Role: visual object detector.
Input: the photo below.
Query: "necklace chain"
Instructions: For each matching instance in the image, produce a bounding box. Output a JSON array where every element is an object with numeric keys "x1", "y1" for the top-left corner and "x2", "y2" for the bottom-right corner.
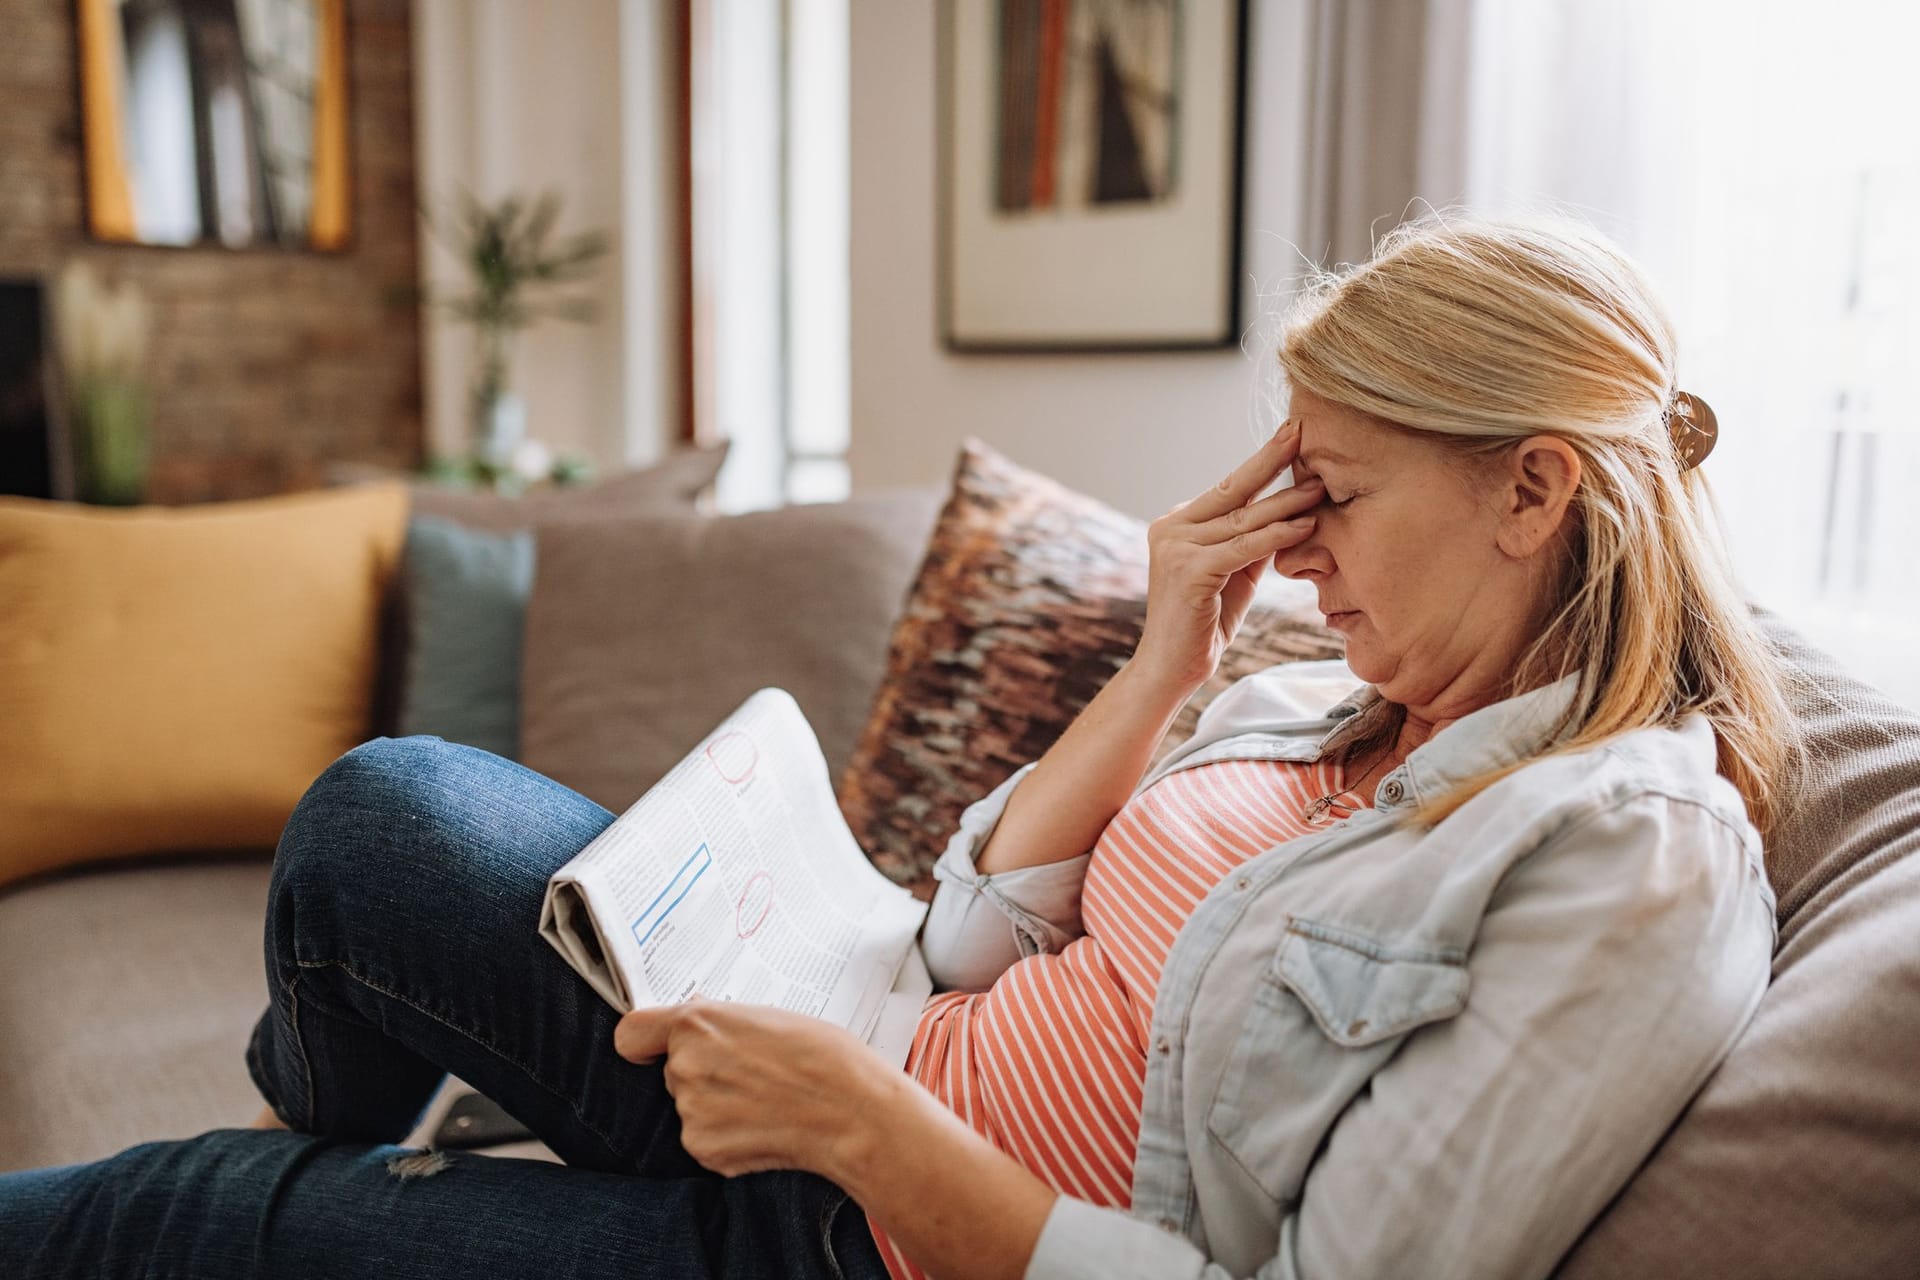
[{"x1": 1308, "y1": 748, "x2": 1393, "y2": 820}]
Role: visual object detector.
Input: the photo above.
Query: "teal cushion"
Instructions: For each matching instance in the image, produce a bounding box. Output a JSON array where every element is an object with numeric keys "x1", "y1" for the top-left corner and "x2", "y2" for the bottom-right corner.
[{"x1": 398, "y1": 516, "x2": 536, "y2": 759}]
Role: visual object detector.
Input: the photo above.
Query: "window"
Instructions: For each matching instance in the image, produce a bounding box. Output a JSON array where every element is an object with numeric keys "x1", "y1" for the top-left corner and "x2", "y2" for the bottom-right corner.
[
  {"x1": 1442, "y1": 0, "x2": 1920, "y2": 705},
  {"x1": 691, "y1": 0, "x2": 850, "y2": 512}
]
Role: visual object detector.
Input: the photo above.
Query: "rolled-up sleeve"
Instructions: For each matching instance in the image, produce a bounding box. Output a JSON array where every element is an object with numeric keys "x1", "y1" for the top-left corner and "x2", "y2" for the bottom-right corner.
[
  {"x1": 919, "y1": 762, "x2": 1093, "y2": 993},
  {"x1": 1026, "y1": 1198, "x2": 1211, "y2": 1280}
]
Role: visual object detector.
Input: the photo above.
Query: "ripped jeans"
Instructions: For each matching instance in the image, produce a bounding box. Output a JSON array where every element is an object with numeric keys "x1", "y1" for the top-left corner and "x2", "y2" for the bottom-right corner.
[{"x1": 0, "y1": 737, "x2": 891, "y2": 1280}]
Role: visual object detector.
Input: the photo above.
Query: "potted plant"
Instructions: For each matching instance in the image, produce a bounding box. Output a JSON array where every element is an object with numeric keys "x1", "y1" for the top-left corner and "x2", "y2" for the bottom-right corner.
[
  {"x1": 423, "y1": 189, "x2": 610, "y2": 492},
  {"x1": 53, "y1": 262, "x2": 152, "y2": 506}
]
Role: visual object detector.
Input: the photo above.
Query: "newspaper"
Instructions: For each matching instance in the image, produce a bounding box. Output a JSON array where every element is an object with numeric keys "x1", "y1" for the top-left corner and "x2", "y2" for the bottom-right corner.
[{"x1": 538, "y1": 688, "x2": 931, "y2": 1068}]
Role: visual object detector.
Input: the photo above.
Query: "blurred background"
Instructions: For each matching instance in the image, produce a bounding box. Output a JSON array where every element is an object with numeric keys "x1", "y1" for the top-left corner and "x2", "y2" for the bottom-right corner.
[{"x1": 1, "y1": 0, "x2": 1915, "y2": 699}]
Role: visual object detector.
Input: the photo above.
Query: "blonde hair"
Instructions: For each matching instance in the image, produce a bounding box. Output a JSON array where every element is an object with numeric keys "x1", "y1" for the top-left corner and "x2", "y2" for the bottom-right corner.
[{"x1": 1279, "y1": 212, "x2": 1800, "y2": 840}]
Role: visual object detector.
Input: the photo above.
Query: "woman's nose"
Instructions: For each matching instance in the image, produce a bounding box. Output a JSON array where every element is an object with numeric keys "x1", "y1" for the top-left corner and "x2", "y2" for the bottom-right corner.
[{"x1": 1272, "y1": 539, "x2": 1329, "y2": 579}]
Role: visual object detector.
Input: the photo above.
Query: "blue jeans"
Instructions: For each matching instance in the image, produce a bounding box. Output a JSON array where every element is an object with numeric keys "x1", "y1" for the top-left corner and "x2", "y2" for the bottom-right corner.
[{"x1": 0, "y1": 737, "x2": 892, "y2": 1279}]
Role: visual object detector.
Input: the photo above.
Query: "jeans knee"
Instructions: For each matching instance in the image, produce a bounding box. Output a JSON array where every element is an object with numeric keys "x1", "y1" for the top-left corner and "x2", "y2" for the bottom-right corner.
[
  {"x1": 309, "y1": 735, "x2": 446, "y2": 803},
  {"x1": 271, "y1": 736, "x2": 462, "y2": 928},
  {"x1": 285, "y1": 732, "x2": 432, "y2": 837}
]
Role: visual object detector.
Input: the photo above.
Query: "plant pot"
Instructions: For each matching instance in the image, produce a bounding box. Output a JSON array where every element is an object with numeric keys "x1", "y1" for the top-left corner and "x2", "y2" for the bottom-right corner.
[{"x1": 475, "y1": 389, "x2": 528, "y2": 481}]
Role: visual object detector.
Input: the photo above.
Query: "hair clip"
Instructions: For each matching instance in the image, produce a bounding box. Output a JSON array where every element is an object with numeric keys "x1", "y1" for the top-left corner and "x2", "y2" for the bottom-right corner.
[{"x1": 1668, "y1": 391, "x2": 1718, "y2": 471}]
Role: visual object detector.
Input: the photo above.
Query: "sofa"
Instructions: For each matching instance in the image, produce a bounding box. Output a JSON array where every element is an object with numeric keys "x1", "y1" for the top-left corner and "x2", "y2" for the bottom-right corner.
[{"x1": 1, "y1": 440, "x2": 1915, "y2": 1278}]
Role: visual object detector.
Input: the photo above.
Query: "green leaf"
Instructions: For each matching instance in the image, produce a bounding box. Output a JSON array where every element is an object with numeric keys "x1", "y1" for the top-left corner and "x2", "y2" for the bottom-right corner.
[{"x1": 416, "y1": 185, "x2": 610, "y2": 340}]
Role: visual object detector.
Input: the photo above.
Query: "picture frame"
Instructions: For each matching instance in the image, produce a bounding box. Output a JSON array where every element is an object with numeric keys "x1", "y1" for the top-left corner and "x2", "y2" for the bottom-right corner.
[
  {"x1": 74, "y1": 0, "x2": 353, "y2": 252},
  {"x1": 938, "y1": 0, "x2": 1249, "y2": 353}
]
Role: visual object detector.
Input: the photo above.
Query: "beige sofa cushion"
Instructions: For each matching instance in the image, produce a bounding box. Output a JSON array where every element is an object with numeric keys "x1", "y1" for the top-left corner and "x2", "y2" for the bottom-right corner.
[
  {"x1": 403, "y1": 443, "x2": 730, "y2": 534},
  {"x1": 519, "y1": 489, "x2": 943, "y2": 814},
  {"x1": 0, "y1": 859, "x2": 271, "y2": 1173},
  {"x1": 1555, "y1": 611, "x2": 1920, "y2": 1278}
]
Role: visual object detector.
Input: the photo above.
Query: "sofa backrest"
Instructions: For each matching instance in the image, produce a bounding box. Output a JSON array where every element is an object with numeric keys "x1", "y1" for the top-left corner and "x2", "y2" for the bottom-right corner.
[
  {"x1": 1758, "y1": 609, "x2": 1920, "y2": 936},
  {"x1": 1555, "y1": 609, "x2": 1920, "y2": 1278},
  {"x1": 518, "y1": 488, "x2": 946, "y2": 814}
]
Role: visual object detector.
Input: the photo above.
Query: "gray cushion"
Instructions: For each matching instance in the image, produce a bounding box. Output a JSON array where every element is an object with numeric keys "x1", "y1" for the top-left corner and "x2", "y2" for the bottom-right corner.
[
  {"x1": 1556, "y1": 609, "x2": 1920, "y2": 1278},
  {"x1": 520, "y1": 489, "x2": 943, "y2": 813},
  {"x1": 399, "y1": 517, "x2": 537, "y2": 760},
  {"x1": 0, "y1": 859, "x2": 271, "y2": 1173}
]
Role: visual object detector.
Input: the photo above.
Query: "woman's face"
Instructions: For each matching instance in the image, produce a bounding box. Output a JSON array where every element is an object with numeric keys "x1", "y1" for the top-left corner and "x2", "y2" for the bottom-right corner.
[{"x1": 1271, "y1": 389, "x2": 1568, "y2": 721}]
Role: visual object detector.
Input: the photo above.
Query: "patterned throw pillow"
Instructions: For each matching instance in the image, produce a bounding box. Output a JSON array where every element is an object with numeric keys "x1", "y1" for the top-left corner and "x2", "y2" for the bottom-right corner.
[{"x1": 837, "y1": 438, "x2": 1346, "y2": 895}]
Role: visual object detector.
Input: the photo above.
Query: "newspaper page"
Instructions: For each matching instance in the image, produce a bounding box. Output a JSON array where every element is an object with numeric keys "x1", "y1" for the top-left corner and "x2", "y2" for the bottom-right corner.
[{"x1": 539, "y1": 688, "x2": 930, "y2": 1066}]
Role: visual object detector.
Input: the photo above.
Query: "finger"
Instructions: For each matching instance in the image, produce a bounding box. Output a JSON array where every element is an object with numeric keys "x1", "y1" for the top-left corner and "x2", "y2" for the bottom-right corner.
[
  {"x1": 1180, "y1": 419, "x2": 1303, "y2": 524},
  {"x1": 1224, "y1": 549, "x2": 1273, "y2": 614},
  {"x1": 1193, "y1": 516, "x2": 1317, "y2": 576},
  {"x1": 1219, "y1": 561, "x2": 1257, "y2": 626},
  {"x1": 1230, "y1": 554, "x2": 1267, "y2": 597},
  {"x1": 614, "y1": 1007, "x2": 677, "y2": 1064},
  {"x1": 1189, "y1": 476, "x2": 1324, "y2": 546}
]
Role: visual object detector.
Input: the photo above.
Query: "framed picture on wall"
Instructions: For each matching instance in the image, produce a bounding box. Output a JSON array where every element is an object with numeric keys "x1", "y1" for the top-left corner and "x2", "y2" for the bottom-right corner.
[
  {"x1": 938, "y1": 0, "x2": 1249, "y2": 352},
  {"x1": 74, "y1": 0, "x2": 352, "y2": 251}
]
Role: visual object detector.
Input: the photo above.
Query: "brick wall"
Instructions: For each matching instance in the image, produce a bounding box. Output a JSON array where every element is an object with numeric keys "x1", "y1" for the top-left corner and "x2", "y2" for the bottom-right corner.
[{"x1": 0, "y1": 0, "x2": 422, "y2": 502}]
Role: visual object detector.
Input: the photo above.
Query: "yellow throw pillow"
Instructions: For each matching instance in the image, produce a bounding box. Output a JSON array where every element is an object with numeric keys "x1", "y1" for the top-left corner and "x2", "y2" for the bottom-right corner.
[{"x1": 0, "y1": 484, "x2": 408, "y2": 888}]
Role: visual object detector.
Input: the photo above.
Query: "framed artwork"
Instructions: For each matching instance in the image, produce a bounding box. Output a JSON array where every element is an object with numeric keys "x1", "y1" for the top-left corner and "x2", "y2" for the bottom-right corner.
[
  {"x1": 74, "y1": 0, "x2": 352, "y2": 251},
  {"x1": 939, "y1": 0, "x2": 1249, "y2": 352}
]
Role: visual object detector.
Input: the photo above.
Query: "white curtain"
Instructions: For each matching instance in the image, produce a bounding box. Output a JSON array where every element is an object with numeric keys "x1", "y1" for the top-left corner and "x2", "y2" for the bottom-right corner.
[{"x1": 1307, "y1": 0, "x2": 1920, "y2": 706}]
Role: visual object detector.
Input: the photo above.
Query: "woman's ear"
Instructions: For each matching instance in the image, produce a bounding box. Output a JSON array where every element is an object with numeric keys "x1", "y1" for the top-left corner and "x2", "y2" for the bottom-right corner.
[{"x1": 1495, "y1": 435, "x2": 1581, "y2": 560}]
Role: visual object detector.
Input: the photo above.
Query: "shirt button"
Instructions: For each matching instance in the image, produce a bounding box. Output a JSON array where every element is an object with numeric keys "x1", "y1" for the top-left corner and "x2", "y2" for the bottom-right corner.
[
  {"x1": 1381, "y1": 778, "x2": 1405, "y2": 803},
  {"x1": 1155, "y1": 1036, "x2": 1171, "y2": 1055},
  {"x1": 1234, "y1": 875, "x2": 1251, "y2": 892},
  {"x1": 1158, "y1": 1217, "x2": 1180, "y2": 1233}
]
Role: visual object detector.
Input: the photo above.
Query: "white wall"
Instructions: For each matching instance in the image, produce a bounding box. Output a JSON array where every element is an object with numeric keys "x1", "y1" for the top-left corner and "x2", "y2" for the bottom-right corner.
[
  {"x1": 848, "y1": 0, "x2": 1315, "y2": 520},
  {"x1": 414, "y1": 0, "x2": 679, "y2": 471}
]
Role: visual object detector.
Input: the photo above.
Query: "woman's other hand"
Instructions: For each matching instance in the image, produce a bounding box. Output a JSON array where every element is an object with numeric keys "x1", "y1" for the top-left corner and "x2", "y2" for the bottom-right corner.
[
  {"x1": 1135, "y1": 419, "x2": 1323, "y2": 692},
  {"x1": 614, "y1": 998, "x2": 897, "y2": 1182}
]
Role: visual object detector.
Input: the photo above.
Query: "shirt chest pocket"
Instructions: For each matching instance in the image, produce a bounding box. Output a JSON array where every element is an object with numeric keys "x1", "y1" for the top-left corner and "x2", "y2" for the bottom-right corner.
[{"x1": 1204, "y1": 917, "x2": 1471, "y2": 1207}]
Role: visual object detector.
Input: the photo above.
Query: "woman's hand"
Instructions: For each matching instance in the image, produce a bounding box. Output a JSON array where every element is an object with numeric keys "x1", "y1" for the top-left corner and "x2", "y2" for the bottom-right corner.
[
  {"x1": 620, "y1": 999, "x2": 1057, "y2": 1280},
  {"x1": 613, "y1": 998, "x2": 897, "y2": 1182},
  {"x1": 1134, "y1": 418, "x2": 1323, "y2": 692},
  {"x1": 619, "y1": 999, "x2": 1060, "y2": 1279}
]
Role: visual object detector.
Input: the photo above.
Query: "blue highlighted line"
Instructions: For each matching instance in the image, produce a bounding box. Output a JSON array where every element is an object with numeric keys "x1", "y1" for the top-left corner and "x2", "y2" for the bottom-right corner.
[{"x1": 633, "y1": 843, "x2": 712, "y2": 947}]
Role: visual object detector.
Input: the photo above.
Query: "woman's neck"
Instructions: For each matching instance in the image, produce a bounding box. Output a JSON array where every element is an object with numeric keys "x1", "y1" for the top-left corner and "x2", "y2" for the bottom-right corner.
[
  {"x1": 1394, "y1": 711, "x2": 1454, "y2": 759},
  {"x1": 1347, "y1": 709, "x2": 1454, "y2": 802}
]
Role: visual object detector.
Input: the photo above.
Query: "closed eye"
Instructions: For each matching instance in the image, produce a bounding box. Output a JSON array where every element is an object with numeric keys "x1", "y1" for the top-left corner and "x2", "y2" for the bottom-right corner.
[{"x1": 1326, "y1": 493, "x2": 1356, "y2": 509}]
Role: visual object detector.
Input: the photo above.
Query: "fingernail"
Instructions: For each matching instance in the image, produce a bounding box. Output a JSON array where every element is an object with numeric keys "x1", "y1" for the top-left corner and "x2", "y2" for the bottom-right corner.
[{"x1": 1286, "y1": 516, "x2": 1316, "y2": 530}]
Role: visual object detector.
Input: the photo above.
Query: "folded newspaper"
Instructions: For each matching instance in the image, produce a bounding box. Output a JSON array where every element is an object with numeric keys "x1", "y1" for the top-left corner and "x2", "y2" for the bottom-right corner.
[{"x1": 539, "y1": 688, "x2": 932, "y2": 1069}]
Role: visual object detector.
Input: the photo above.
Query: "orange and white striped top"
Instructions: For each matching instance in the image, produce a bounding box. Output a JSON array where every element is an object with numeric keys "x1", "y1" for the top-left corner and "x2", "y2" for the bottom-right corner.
[{"x1": 870, "y1": 756, "x2": 1374, "y2": 1279}]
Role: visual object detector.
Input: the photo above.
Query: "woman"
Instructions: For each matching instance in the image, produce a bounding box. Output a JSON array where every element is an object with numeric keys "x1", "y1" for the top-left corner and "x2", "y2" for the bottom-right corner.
[{"x1": 0, "y1": 215, "x2": 1794, "y2": 1279}]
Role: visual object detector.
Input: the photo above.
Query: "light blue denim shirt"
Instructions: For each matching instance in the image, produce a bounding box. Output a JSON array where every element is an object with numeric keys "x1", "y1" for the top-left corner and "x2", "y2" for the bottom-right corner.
[{"x1": 920, "y1": 659, "x2": 1777, "y2": 1280}]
